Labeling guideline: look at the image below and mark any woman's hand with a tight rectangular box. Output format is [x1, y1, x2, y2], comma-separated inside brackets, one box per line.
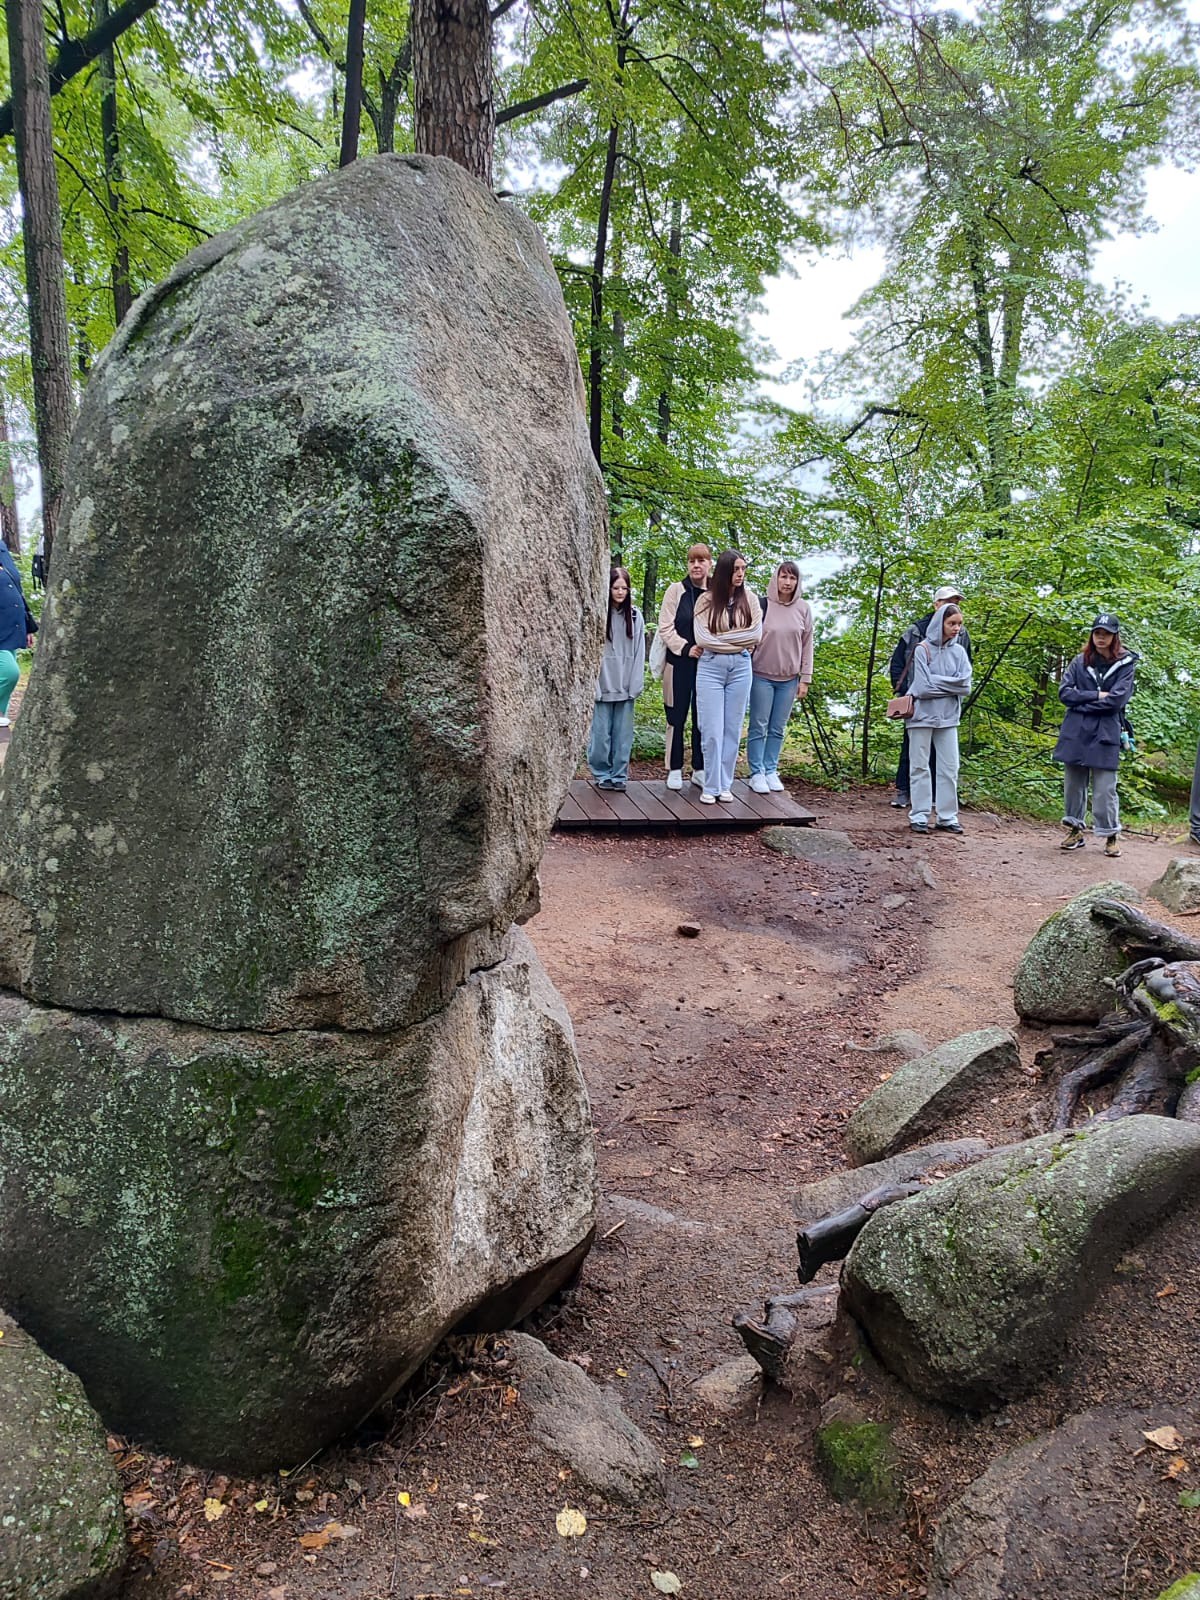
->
[26, 633, 34, 649]
[797, 682, 810, 700]
[689, 645, 703, 659]
[1097, 690, 1109, 699]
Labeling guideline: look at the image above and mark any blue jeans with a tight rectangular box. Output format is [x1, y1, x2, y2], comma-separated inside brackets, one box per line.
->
[747, 674, 799, 776]
[588, 698, 636, 785]
[696, 650, 752, 796]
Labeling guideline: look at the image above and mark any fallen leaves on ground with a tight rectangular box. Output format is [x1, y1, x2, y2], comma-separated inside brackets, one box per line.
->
[651, 1571, 682, 1594]
[1144, 1425, 1184, 1451]
[297, 1520, 359, 1550]
[203, 1498, 227, 1523]
[556, 1506, 587, 1538]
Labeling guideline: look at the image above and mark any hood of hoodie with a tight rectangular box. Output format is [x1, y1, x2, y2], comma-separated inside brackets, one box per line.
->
[924, 603, 962, 649]
[767, 565, 804, 605]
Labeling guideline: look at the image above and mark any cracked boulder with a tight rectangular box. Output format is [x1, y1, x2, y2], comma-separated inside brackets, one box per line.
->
[0, 155, 605, 1470]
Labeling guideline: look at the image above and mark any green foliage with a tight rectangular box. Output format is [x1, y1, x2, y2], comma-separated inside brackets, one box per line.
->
[814, 1418, 900, 1510]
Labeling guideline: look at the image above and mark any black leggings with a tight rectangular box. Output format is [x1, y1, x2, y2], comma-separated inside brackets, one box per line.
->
[666, 657, 703, 771]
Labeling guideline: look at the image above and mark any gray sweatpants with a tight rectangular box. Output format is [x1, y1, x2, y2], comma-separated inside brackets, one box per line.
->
[1063, 764, 1120, 836]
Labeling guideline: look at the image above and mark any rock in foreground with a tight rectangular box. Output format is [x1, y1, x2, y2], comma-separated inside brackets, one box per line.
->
[0, 1313, 126, 1600]
[844, 1030, 1018, 1165]
[1013, 881, 1140, 1024]
[0, 154, 606, 1033]
[0, 933, 596, 1471]
[1149, 858, 1200, 915]
[929, 1405, 1197, 1600]
[842, 1117, 1200, 1406]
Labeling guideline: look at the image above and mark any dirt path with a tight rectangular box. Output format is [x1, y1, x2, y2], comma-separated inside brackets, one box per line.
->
[111, 784, 1200, 1598]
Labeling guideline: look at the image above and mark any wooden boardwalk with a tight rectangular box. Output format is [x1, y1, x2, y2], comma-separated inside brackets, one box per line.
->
[555, 777, 816, 832]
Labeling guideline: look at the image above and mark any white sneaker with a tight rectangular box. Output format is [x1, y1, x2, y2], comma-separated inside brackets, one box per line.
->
[766, 772, 785, 792]
[0, 716, 9, 728]
[748, 773, 770, 794]
[666, 770, 684, 790]
[691, 770, 706, 787]
[718, 790, 734, 802]
[699, 792, 717, 805]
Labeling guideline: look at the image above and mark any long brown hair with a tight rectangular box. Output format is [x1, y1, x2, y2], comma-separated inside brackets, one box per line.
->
[706, 550, 751, 631]
[606, 565, 634, 641]
[1083, 627, 1122, 667]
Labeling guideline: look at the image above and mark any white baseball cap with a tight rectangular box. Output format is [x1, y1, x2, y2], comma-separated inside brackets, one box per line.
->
[933, 584, 963, 603]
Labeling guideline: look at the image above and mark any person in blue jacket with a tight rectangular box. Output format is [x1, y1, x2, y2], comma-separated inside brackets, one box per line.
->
[1052, 613, 1138, 857]
[0, 545, 37, 728]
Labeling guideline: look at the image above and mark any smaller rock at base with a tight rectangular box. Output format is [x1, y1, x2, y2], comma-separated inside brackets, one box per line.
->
[1148, 858, 1200, 914]
[761, 826, 857, 861]
[844, 1029, 1018, 1165]
[1177, 1079, 1200, 1124]
[675, 922, 702, 939]
[0, 1312, 126, 1600]
[1013, 880, 1141, 1024]
[507, 1332, 663, 1503]
[690, 1356, 762, 1415]
[792, 1137, 989, 1223]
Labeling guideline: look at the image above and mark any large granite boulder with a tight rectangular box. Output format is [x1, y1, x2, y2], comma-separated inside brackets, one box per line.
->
[0, 1312, 126, 1599]
[1013, 881, 1140, 1024]
[844, 1030, 1018, 1165]
[0, 156, 605, 1470]
[842, 1117, 1200, 1407]
[929, 1405, 1197, 1600]
[0, 154, 606, 1033]
[0, 931, 595, 1469]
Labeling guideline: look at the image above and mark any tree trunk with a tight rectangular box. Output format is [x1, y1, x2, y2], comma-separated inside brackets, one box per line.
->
[641, 550, 658, 625]
[411, 0, 494, 186]
[588, 114, 621, 469]
[339, 0, 367, 166]
[964, 221, 1012, 523]
[6, 0, 75, 569]
[96, 0, 132, 324]
[375, 32, 411, 154]
[861, 554, 886, 778]
[0, 391, 20, 553]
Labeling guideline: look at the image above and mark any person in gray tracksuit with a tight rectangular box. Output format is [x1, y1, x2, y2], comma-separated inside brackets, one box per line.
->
[588, 565, 645, 791]
[907, 603, 972, 835]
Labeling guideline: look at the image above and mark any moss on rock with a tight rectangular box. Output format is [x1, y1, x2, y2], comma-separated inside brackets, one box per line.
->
[814, 1419, 900, 1510]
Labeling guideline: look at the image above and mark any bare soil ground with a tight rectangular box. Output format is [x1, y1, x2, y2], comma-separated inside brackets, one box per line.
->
[84, 781, 1200, 1598]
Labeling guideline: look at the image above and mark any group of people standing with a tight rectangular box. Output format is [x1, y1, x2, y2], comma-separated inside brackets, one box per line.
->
[587, 543, 814, 803]
[889, 583, 1140, 852]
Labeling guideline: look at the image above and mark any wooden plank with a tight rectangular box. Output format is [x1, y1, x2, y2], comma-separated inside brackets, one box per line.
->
[599, 786, 650, 826]
[641, 778, 702, 826]
[569, 781, 623, 826]
[730, 778, 797, 821]
[555, 789, 590, 828]
[623, 780, 678, 825]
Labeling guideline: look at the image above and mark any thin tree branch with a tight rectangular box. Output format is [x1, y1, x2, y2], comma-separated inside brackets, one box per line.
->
[497, 77, 588, 124]
[0, 0, 159, 138]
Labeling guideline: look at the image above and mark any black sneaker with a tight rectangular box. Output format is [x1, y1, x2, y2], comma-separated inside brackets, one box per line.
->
[935, 821, 965, 834]
[910, 821, 928, 835]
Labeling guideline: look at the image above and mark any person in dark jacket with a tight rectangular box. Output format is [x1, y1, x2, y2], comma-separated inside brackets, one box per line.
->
[889, 582, 974, 807]
[1052, 613, 1138, 857]
[0, 545, 37, 728]
[657, 544, 711, 790]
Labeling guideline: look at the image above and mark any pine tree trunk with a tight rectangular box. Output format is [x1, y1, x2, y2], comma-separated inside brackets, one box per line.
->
[339, 0, 367, 166]
[0, 392, 20, 554]
[6, 0, 75, 569]
[411, 0, 494, 186]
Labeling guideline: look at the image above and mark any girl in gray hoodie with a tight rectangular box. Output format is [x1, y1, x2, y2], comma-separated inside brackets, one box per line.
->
[906, 603, 972, 834]
[587, 565, 646, 791]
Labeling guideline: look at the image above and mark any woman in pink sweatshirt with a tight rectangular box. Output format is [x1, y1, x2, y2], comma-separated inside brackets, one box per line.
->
[747, 561, 814, 793]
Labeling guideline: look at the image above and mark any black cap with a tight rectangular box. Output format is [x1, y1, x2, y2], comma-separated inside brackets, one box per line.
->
[1092, 613, 1120, 633]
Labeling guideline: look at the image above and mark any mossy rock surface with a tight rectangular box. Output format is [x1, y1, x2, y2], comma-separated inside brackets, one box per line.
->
[0, 931, 596, 1470]
[842, 1117, 1200, 1407]
[0, 154, 606, 1033]
[0, 1312, 126, 1600]
[1013, 880, 1141, 1024]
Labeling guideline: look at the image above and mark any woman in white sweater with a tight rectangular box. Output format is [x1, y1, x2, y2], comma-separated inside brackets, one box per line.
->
[692, 551, 762, 803]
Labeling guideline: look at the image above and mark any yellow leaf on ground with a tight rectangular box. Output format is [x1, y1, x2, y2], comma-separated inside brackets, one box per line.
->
[556, 1506, 587, 1538]
[253, 1499, 270, 1513]
[468, 1528, 498, 1546]
[615, 1367, 629, 1378]
[203, 1499, 227, 1523]
[651, 1571, 683, 1594]
[1145, 1426, 1184, 1451]
[299, 1530, 329, 1551]
[1167, 1457, 1190, 1480]
[686, 1436, 705, 1448]
[397, 1491, 411, 1507]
